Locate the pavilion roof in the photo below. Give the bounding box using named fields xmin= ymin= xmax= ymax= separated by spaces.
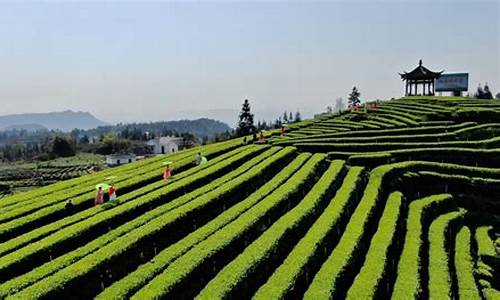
xmin=399 ymin=60 xmax=443 ymax=80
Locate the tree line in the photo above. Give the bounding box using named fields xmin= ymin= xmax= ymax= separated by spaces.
xmin=236 ymin=99 xmax=303 ymax=136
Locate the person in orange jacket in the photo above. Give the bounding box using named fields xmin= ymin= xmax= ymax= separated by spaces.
xmin=163 ymin=164 xmax=172 ymax=181
xmin=108 ymin=183 xmax=117 ymax=200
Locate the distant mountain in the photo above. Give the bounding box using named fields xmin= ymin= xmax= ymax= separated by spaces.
xmin=0 ymin=111 xmax=108 ymax=132
xmin=3 ymin=123 xmax=47 ymax=132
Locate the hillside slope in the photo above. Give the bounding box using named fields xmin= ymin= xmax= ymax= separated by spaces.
xmin=0 ymin=96 xmax=499 ymax=299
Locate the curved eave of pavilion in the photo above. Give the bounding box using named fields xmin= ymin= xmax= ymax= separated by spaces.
xmin=399 ymin=70 xmax=444 ymax=81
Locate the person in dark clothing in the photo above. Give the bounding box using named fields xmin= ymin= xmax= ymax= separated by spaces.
xmin=252 ymin=133 xmax=258 ymax=143
xmin=65 ymin=199 xmax=74 ymax=215
xmin=103 ymin=191 xmax=110 ymax=203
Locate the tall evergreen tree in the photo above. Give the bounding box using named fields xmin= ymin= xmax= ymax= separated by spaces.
xmin=237 ymin=99 xmax=255 ymax=136
xmin=289 ymin=111 xmax=293 ymax=122
xmin=283 ymin=111 xmax=288 ymax=123
xmin=294 ymin=111 xmax=302 ymax=122
xmin=483 ymin=84 xmax=493 ymax=99
xmin=475 ymin=84 xmax=485 ymax=99
xmin=348 ymin=86 xmax=361 ymax=108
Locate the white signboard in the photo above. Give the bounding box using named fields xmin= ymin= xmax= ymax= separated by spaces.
xmin=435 ymin=73 xmax=468 ymax=92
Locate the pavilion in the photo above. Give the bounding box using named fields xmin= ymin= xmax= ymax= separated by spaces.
xmin=400 ymin=60 xmax=443 ymax=96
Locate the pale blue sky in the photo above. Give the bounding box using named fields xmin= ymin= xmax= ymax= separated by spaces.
xmin=0 ymin=0 xmax=498 ymax=125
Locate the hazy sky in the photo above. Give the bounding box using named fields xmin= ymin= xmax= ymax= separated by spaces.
xmin=0 ymin=0 xmax=498 ymax=126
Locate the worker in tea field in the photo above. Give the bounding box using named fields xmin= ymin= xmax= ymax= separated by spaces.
xmin=163 ymin=164 xmax=172 ymax=181
xmin=95 ymin=187 xmax=104 ymax=206
xmin=65 ymin=199 xmax=74 ymax=215
xmin=252 ymin=132 xmax=258 ymax=143
xmin=257 ymin=131 xmax=266 ymax=143
xmin=108 ymin=183 xmax=117 ymax=201
xmin=195 ymin=153 xmax=203 ymax=165
xmin=280 ymin=126 xmax=286 ymax=136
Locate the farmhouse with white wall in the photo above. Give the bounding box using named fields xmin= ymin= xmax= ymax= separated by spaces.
xmin=146 ymin=136 xmax=184 ymax=154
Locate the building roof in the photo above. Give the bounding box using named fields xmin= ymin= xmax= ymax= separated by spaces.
xmin=146 ymin=136 xmax=184 ymax=146
xmin=399 ymin=60 xmax=443 ymax=80
xmin=106 ymin=153 xmax=136 ymax=159
xmin=158 ymin=136 xmax=183 ymax=144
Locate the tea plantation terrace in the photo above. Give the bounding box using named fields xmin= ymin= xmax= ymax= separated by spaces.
xmin=0 ymin=96 xmax=499 ymax=299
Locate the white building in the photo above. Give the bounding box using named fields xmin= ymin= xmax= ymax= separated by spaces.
xmin=106 ymin=153 xmax=137 ymax=167
xmin=146 ymin=136 xmax=183 ymax=154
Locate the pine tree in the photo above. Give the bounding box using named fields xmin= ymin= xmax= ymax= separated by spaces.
xmin=483 ymin=84 xmax=493 ymax=99
xmin=289 ymin=112 xmax=293 ymax=122
xmin=237 ymin=99 xmax=255 ymax=136
xmin=475 ymin=84 xmax=485 ymax=99
xmin=348 ymin=86 xmax=361 ymax=108
xmin=294 ymin=111 xmax=302 ymax=122
xmin=283 ymin=111 xmax=288 ymax=123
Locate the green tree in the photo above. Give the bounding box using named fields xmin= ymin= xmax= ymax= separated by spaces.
xmin=483 ymin=84 xmax=493 ymax=99
xmin=50 ymin=136 xmax=75 ymax=158
xmin=348 ymin=86 xmax=361 ymax=108
xmin=80 ymin=135 xmax=90 ymax=144
xmin=97 ymin=134 xmax=131 ymax=155
xmin=237 ymin=99 xmax=255 ymax=136
xmin=283 ymin=111 xmax=288 ymax=123
xmin=496 ymin=93 xmax=500 ymax=100
xmin=475 ymin=84 xmax=485 ymax=98
xmin=294 ymin=111 xmax=302 ymax=122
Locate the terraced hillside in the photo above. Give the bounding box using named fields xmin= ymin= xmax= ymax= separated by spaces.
xmin=0 ymin=96 xmax=499 ymax=299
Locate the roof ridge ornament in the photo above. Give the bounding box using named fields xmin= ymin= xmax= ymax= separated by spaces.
xmin=419 ymin=59 xmax=422 ymax=66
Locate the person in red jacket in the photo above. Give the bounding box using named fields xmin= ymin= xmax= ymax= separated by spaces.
xmin=108 ymin=183 xmax=117 ymax=200
xmin=163 ymin=164 xmax=172 ymax=181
